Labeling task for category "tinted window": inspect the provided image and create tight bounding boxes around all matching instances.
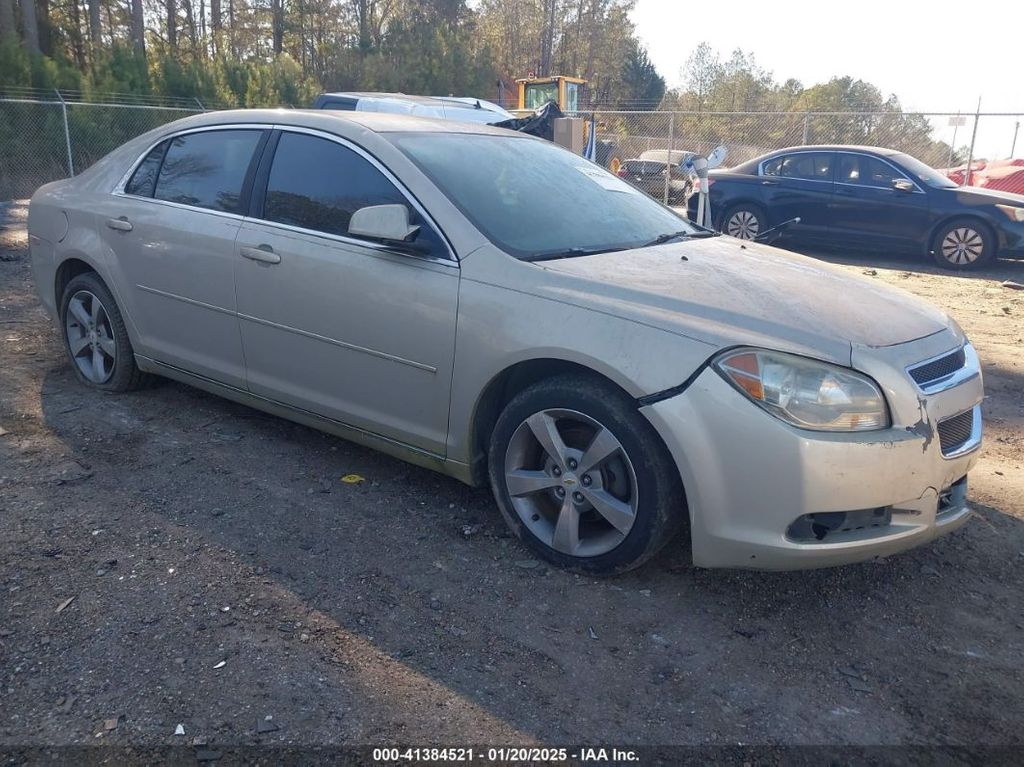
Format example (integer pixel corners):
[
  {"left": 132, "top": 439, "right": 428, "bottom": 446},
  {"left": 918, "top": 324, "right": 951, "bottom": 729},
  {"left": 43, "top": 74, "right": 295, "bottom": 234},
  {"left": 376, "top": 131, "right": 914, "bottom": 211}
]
[
  {"left": 318, "top": 98, "right": 357, "bottom": 111},
  {"left": 838, "top": 154, "right": 911, "bottom": 187},
  {"left": 154, "top": 130, "right": 262, "bottom": 213},
  {"left": 890, "top": 152, "right": 957, "bottom": 189},
  {"left": 393, "top": 133, "right": 697, "bottom": 259},
  {"left": 263, "top": 132, "right": 424, "bottom": 240},
  {"left": 764, "top": 153, "right": 833, "bottom": 181},
  {"left": 125, "top": 141, "right": 167, "bottom": 197}
]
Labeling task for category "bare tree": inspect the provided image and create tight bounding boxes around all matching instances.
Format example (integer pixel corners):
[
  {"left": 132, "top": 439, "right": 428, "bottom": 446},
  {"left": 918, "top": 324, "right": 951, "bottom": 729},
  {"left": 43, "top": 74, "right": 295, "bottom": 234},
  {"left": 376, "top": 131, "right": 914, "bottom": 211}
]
[
  {"left": 37, "top": 0, "right": 52, "bottom": 54},
  {"left": 0, "top": 0, "right": 16, "bottom": 41},
  {"left": 166, "top": 0, "right": 176, "bottom": 48},
  {"left": 130, "top": 0, "right": 145, "bottom": 56},
  {"left": 87, "top": 0, "right": 101, "bottom": 44},
  {"left": 69, "top": 0, "right": 86, "bottom": 66},
  {"left": 19, "top": 0, "right": 40, "bottom": 53},
  {"left": 182, "top": 0, "right": 197, "bottom": 51},
  {"left": 271, "top": 0, "right": 282, "bottom": 53},
  {"left": 539, "top": 0, "right": 556, "bottom": 75}
]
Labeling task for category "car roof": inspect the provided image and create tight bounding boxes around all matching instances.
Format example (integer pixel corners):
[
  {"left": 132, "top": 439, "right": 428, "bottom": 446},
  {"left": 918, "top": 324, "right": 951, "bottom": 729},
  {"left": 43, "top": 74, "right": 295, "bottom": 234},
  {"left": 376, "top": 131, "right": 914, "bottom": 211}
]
[
  {"left": 726, "top": 144, "right": 903, "bottom": 174},
  {"left": 162, "top": 108, "right": 522, "bottom": 137},
  {"left": 767, "top": 144, "right": 900, "bottom": 156}
]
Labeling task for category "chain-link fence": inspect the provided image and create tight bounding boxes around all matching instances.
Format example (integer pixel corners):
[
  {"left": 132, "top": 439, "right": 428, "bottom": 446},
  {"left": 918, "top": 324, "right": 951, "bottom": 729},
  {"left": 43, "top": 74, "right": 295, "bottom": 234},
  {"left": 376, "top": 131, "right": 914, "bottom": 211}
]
[
  {"left": 3, "top": 93, "right": 1022, "bottom": 202},
  {"left": 0, "top": 90, "right": 206, "bottom": 200},
  {"left": 586, "top": 110, "right": 1023, "bottom": 175}
]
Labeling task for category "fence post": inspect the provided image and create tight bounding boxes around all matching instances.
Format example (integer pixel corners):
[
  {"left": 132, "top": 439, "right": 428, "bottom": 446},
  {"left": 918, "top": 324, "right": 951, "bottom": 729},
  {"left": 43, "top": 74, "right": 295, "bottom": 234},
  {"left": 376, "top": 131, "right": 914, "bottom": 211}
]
[
  {"left": 663, "top": 112, "right": 674, "bottom": 205},
  {"left": 802, "top": 112, "right": 810, "bottom": 145},
  {"left": 55, "top": 89, "right": 74, "bottom": 177},
  {"left": 194, "top": 97, "right": 206, "bottom": 112},
  {"left": 962, "top": 97, "right": 981, "bottom": 187}
]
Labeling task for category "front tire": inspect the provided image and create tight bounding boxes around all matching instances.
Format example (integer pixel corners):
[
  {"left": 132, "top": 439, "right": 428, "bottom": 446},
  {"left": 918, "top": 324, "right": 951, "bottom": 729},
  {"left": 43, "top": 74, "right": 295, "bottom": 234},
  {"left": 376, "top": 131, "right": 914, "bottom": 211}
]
[
  {"left": 931, "top": 218, "right": 995, "bottom": 269},
  {"left": 60, "top": 271, "right": 147, "bottom": 392},
  {"left": 722, "top": 203, "right": 766, "bottom": 240},
  {"left": 488, "top": 375, "right": 686, "bottom": 575}
]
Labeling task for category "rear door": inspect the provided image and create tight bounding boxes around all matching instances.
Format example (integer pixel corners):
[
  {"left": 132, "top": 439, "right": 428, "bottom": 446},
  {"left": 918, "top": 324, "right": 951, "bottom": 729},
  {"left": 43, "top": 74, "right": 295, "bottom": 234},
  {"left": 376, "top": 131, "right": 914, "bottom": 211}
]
[
  {"left": 830, "top": 152, "right": 930, "bottom": 248},
  {"left": 759, "top": 151, "right": 835, "bottom": 238},
  {"left": 233, "top": 129, "right": 460, "bottom": 454},
  {"left": 99, "top": 127, "right": 267, "bottom": 387}
]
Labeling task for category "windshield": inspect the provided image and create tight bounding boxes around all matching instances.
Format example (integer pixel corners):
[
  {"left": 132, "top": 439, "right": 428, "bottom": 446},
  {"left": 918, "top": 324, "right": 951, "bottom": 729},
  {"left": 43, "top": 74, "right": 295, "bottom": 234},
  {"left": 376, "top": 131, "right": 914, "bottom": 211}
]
[
  {"left": 524, "top": 82, "right": 559, "bottom": 110},
  {"left": 891, "top": 152, "right": 958, "bottom": 189},
  {"left": 393, "top": 133, "right": 698, "bottom": 259}
]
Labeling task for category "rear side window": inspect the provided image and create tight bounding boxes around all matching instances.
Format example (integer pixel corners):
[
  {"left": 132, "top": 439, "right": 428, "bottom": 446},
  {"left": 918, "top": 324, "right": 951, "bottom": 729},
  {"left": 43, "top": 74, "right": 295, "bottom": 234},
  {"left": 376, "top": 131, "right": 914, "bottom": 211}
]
[
  {"left": 765, "top": 153, "right": 833, "bottom": 181},
  {"left": 125, "top": 141, "right": 167, "bottom": 197},
  {"left": 153, "top": 130, "right": 263, "bottom": 213}
]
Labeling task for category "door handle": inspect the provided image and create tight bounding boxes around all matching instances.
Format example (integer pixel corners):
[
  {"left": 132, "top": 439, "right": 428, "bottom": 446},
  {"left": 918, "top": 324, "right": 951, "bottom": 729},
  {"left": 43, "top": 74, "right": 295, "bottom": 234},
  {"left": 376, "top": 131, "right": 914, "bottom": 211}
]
[
  {"left": 239, "top": 245, "right": 281, "bottom": 264},
  {"left": 106, "top": 217, "right": 133, "bottom": 232},
  {"left": 761, "top": 179, "right": 778, "bottom": 186}
]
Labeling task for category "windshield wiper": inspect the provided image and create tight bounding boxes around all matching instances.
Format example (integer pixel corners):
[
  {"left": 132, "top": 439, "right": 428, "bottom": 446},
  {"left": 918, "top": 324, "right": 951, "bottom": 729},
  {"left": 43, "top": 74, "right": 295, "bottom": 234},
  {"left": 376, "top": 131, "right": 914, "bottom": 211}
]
[
  {"left": 523, "top": 246, "right": 622, "bottom": 262},
  {"left": 642, "top": 229, "right": 719, "bottom": 248}
]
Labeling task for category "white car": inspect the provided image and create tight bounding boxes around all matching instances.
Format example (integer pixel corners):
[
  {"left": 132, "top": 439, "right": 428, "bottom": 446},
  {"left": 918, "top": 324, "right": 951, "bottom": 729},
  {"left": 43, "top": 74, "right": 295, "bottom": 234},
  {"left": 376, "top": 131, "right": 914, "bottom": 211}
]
[{"left": 313, "top": 91, "right": 513, "bottom": 125}]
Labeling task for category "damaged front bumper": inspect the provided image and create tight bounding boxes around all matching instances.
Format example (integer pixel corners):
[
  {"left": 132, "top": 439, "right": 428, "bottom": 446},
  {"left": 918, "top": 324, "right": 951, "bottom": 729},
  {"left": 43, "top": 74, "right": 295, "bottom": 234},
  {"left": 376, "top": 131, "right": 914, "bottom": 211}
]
[{"left": 641, "top": 331, "right": 984, "bottom": 570}]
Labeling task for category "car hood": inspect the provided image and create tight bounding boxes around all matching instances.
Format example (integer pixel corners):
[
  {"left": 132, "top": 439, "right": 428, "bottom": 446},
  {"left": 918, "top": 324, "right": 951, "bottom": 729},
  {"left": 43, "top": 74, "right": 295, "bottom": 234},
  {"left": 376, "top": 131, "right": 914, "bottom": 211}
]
[
  {"left": 947, "top": 185, "right": 1024, "bottom": 206},
  {"left": 535, "top": 237, "right": 953, "bottom": 365}
]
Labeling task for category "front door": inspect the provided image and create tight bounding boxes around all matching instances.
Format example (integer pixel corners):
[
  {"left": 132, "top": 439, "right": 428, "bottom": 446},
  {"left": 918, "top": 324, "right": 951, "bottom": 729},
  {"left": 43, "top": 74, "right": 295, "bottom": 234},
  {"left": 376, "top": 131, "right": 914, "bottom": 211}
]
[
  {"left": 830, "top": 153, "right": 931, "bottom": 249},
  {"left": 233, "top": 130, "right": 460, "bottom": 455}
]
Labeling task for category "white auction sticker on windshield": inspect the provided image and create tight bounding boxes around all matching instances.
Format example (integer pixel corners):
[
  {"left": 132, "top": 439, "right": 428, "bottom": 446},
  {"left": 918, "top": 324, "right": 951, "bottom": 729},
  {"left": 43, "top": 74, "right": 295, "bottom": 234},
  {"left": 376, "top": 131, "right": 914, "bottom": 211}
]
[{"left": 574, "top": 165, "right": 639, "bottom": 194}]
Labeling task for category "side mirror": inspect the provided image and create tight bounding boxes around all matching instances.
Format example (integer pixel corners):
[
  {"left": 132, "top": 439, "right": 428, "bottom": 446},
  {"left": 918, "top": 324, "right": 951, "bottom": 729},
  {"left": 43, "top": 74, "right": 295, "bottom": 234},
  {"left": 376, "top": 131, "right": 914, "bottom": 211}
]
[
  {"left": 348, "top": 204, "right": 420, "bottom": 243},
  {"left": 893, "top": 178, "right": 915, "bottom": 193}
]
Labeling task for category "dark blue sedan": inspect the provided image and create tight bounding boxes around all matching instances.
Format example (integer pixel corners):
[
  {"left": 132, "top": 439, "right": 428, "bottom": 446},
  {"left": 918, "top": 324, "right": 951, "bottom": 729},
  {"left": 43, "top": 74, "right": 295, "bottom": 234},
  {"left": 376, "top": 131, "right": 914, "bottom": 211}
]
[{"left": 688, "top": 145, "right": 1024, "bottom": 269}]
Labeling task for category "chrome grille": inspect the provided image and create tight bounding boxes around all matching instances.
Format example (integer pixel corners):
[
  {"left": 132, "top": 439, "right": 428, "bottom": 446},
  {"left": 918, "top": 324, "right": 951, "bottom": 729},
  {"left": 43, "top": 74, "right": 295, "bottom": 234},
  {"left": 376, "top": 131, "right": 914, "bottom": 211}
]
[
  {"left": 909, "top": 347, "right": 966, "bottom": 387},
  {"left": 938, "top": 409, "right": 975, "bottom": 456}
]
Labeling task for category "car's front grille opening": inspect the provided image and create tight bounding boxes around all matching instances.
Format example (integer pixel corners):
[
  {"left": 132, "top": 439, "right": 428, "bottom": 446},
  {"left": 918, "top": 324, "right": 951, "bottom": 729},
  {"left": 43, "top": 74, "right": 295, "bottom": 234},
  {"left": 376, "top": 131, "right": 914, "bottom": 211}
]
[
  {"left": 908, "top": 347, "right": 966, "bottom": 387},
  {"left": 786, "top": 507, "right": 892, "bottom": 543},
  {"left": 938, "top": 409, "right": 975, "bottom": 456},
  {"left": 938, "top": 475, "right": 968, "bottom": 516}
]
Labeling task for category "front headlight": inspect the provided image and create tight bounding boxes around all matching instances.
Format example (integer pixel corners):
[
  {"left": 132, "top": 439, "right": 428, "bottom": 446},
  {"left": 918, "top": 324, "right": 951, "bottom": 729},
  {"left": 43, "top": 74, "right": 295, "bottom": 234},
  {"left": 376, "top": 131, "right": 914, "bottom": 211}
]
[
  {"left": 996, "top": 204, "right": 1024, "bottom": 223},
  {"left": 714, "top": 348, "right": 890, "bottom": 431}
]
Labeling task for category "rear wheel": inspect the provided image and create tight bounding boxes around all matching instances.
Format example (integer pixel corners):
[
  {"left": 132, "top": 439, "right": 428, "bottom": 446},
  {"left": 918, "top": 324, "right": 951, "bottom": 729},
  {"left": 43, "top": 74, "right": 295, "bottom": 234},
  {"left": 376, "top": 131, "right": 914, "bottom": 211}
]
[
  {"left": 722, "top": 203, "right": 766, "bottom": 240},
  {"left": 931, "top": 219, "right": 995, "bottom": 269},
  {"left": 60, "top": 271, "right": 148, "bottom": 392},
  {"left": 488, "top": 375, "right": 686, "bottom": 574}
]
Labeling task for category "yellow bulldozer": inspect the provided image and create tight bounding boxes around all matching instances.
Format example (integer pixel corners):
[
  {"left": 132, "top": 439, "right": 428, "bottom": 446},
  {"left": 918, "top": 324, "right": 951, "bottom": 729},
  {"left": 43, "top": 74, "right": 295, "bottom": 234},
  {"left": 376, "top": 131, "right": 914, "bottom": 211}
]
[
  {"left": 514, "top": 75, "right": 586, "bottom": 114},
  {"left": 509, "top": 75, "right": 622, "bottom": 173}
]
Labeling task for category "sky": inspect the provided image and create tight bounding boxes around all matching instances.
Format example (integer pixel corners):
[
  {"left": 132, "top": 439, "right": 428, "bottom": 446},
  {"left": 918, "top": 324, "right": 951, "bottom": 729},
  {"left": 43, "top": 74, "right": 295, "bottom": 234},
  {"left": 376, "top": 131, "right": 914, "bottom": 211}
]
[{"left": 630, "top": 0, "right": 1022, "bottom": 158}]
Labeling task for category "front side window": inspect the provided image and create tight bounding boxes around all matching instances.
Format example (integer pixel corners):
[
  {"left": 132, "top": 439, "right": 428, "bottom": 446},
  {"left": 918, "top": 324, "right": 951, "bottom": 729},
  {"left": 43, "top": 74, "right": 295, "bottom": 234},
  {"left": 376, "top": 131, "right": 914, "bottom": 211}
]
[
  {"left": 393, "top": 132, "right": 698, "bottom": 259},
  {"left": 153, "top": 130, "right": 263, "bottom": 213},
  {"left": 890, "top": 152, "right": 956, "bottom": 189},
  {"left": 838, "top": 155, "right": 911, "bottom": 188},
  {"left": 125, "top": 140, "right": 167, "bottom": 197},
  {"left": 764, "top": 153, "right": 833, "bottom": 181},
  {"left": 261, "top": 132, "right": 445, "bottom": 255}
]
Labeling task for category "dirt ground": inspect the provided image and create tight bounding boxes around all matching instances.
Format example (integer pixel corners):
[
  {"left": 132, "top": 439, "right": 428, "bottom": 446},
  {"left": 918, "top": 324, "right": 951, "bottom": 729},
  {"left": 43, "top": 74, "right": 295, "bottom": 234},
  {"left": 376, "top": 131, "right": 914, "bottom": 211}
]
[{"left": 2, "top": 197, "right": 1023, "bottom": 751}]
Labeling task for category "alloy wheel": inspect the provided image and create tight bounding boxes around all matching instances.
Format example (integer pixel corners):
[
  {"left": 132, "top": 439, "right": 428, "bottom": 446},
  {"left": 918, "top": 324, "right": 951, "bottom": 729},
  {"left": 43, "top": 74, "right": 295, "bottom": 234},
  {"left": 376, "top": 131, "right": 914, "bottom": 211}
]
[
  {"left": 940, "top": 227, "right": 984, "bottom": 265},
  {"left": 65, "top": 289, "right": 116, "bottom": 384},
  {"left": 726, "top": 209, "right": 760, "bottom": 240},
  {"left": 503, "top": 408, "right": 638, "bottom": 557}
]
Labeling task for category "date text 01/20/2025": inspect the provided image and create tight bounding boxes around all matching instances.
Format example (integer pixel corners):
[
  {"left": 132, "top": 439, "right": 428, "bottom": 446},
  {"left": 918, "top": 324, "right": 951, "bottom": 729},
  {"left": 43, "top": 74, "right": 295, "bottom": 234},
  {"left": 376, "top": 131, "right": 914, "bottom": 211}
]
[{"left": 372, "top": 747, "right": 640, "bottom": 762}]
